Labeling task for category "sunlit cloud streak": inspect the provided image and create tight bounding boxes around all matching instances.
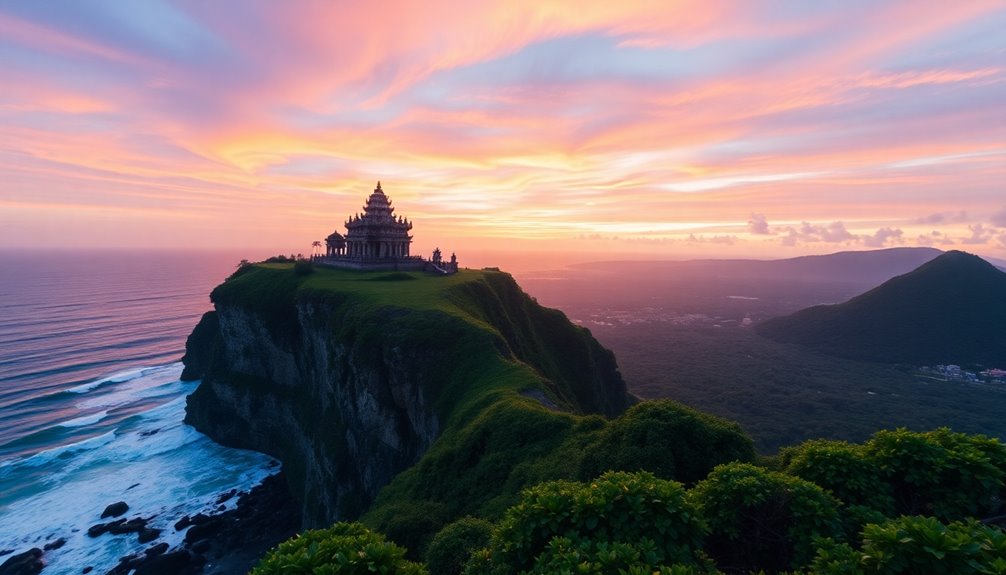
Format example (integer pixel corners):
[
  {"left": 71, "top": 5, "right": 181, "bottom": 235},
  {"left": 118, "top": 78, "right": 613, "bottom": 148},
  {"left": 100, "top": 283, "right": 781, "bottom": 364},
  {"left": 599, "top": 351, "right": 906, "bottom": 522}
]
[{"left": 0, "top": 1, "right": 1003, "bottom": 261}]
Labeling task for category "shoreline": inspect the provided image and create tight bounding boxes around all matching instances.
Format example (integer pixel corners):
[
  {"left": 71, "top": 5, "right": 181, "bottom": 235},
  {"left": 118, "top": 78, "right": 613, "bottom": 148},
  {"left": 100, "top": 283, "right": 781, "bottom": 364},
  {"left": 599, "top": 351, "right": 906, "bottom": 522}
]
[{"left": 2, "top": 471, "right": 301, "bottom": 575}]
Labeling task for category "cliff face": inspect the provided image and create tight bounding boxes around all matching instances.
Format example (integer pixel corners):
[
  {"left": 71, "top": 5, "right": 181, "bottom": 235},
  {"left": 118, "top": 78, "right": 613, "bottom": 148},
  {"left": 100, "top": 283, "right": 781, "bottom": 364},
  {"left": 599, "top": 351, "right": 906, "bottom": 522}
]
[{"left": 183, "top": 266, "right": 631, "bottom": 527}]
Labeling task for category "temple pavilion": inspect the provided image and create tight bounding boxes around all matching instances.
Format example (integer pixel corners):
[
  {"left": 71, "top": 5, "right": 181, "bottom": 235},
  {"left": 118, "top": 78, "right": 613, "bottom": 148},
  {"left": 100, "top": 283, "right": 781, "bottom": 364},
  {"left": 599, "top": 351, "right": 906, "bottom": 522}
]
[{"left": 318, "top": 182, "right": 457, "bottom": 273}]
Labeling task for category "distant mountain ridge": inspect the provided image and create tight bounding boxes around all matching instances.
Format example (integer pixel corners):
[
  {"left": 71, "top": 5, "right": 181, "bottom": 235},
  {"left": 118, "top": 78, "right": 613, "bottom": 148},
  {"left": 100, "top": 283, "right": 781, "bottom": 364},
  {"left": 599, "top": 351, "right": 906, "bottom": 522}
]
[{"left": 756, "top": 251, "right": 1006, "bottom": 366}]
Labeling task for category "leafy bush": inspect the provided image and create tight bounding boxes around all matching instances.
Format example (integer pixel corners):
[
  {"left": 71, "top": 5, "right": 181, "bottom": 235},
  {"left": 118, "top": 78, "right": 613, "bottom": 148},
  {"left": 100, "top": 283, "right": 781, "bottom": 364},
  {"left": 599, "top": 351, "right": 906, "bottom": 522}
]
[
  {"left": 690, "top": 462, "right": 842, "bottom": 572},
  {"left": 425, "top": 517, "right": 493, "bottom": 575},
  {"left": 294, "top": 259, "right": 314, "bottom": 275},
  {"left": 483, "top": 470, "right": 706, "bottom": 574},
  {"left": 781, "top": 439, "right": 895, "bottom": 516},
  {"left": 811, "top": 516, "right": 1006, "bottom": 574},
  {"left": 528, "top": 537, "right": 719, "bottom": 575},
  {"left": 250, "top": 522, "right": 428, "bottom": 575},
  {"left": 865, "top": 428, "right": 1006, "bottom": 519},
  {"left": 578, "top": 400, "right": 756, "bottom": 484}
]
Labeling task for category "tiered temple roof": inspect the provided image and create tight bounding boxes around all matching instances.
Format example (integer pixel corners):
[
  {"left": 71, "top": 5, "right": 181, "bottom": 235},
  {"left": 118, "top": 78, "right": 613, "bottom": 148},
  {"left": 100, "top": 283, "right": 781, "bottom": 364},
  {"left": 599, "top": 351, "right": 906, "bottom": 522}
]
[{"left": 341, "top": 182, "right": 413, "bottom": 260}]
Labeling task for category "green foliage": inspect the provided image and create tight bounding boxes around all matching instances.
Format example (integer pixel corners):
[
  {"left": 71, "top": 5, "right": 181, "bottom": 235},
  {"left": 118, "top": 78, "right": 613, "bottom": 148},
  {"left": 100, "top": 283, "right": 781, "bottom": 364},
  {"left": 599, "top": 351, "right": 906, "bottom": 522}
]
[
  {"left": 781, "top": 440, "right": 895, "bottom": 516},
  {"left": 425, "top": 517, "right": 493, "bottom": 575},
  {"left": 690, "top": 462, "right": 843, "bottom": 572},
  {"left": 293, "top": 259, "right": 314, "bottom": 275},
  {"left": 811, "top": 516, "right": 1006, "bottom": 575},
  {"left": 579, "top": 400, "right": 755, "bottom": 484},
  {"left": 528, "top": 537, "right": 719, "bottom": 575},
  {"left": 483, "top": 471, "right": 706, "bottom": 574},
  {"left": 250, "top": 522, "right": 428, "bottom": 575},
  {"left": 865, "top": 428, "right": 1006, "bottom": 519}
]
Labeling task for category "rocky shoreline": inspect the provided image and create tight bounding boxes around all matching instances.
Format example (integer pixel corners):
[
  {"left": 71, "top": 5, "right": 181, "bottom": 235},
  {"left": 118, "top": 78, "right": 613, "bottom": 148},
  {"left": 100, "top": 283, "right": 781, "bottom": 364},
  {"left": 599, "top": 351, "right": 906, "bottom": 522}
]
[{"left": 0, "top": 472, "right": 300, "bottom": 575}]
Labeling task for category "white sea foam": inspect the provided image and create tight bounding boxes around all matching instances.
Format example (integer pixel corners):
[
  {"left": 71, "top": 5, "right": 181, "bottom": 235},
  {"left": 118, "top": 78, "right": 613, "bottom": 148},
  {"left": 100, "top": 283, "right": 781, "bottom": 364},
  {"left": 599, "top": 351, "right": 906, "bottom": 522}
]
[
  {"left": 56, "top": 410, "right": 109, "bottom": 428},
  {"left": 74, "top": 364, "right": 186, "bottom": 410},
  {"left": 0, "top": 361, "right": 277, "bottom": 575}
]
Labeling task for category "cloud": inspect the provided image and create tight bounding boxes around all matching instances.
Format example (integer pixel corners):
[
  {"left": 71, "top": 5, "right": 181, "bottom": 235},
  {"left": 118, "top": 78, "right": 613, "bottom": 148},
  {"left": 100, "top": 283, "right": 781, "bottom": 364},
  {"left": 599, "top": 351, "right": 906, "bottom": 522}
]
[
  {"left": 862, "top": 227, "right": 903, "bottom": 247},
  {"left": 687, "top": 233, "right": 737, "bottom": 245},
  {"left": 916, "top": 230, "right": 956, "bottom": 247},
  {"left": 961, "top": 223, "right": 997, "bottom": 245},
  {"left": 991, "top": 208, "right": 1006, "bottom": 228},
  {"left": 914, "top": 210, "right": 968, "bottom": 225},
  {"left": 780, "top": 221, "right": 856, "bottom": 246},
  {"left": 747, "top": 213, "right": 771, "bottom": 235}
]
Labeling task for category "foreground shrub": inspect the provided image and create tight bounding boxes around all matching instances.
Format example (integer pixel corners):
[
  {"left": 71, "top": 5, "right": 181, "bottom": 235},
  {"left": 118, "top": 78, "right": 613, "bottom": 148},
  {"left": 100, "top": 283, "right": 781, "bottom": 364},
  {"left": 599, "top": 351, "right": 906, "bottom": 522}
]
[
  {"left": 579, "top": 400, "right": 756, "bottom": 484},
  {"left": 480, "top": 470, "right": 706, "bottom": 574},
  {"left": 865, "top": 428, "right": 1006, "bottom": 519},
  {"left": 293, "top": 259, "right": 314, "bottom": 275},
  {"left": 426, "top": 516, "right": 493, "bottom": 575},
  {"left": 529, "top": 537, "right": 719, "bottom": 575},
  {"left": 690, "top": 462, "right": 842, "bottom": 572},
  {"left": 812, "top": 516, "right": 1006, "bottom": 574},
  {"left": 250, "top": 522, "right": 428, "bottom": 575},
  {"left": 781, "top": 439, "right": 895, "bottom": 516}
]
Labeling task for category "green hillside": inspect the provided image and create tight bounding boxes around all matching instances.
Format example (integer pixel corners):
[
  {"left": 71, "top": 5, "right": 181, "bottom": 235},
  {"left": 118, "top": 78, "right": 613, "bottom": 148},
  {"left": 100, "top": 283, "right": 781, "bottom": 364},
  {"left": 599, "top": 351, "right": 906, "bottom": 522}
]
[{"left": 756, "top": 251, "right": 1006, "bottom": 366}]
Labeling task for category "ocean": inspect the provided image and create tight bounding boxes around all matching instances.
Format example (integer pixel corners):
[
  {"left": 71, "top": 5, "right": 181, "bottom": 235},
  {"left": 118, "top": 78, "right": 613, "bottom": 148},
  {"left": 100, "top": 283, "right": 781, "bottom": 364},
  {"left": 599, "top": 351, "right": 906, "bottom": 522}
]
[{"left": 0, "top": 250, "right": 281, "bottom": 574}]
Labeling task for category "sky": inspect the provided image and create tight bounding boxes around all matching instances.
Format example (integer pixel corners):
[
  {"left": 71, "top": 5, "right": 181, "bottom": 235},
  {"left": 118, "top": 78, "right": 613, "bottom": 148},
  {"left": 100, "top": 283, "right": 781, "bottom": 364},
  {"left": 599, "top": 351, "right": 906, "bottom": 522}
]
[{"left": 1, "top": 1, "right": 1004, "bottom": 265}]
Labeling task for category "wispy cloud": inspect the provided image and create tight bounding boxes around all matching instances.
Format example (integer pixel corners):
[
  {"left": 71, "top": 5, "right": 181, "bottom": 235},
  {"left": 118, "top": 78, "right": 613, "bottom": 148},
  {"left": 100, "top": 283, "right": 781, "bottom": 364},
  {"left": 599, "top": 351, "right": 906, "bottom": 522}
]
[{"left": 0, "top": 1, "right": 1003, "bottom": 260}]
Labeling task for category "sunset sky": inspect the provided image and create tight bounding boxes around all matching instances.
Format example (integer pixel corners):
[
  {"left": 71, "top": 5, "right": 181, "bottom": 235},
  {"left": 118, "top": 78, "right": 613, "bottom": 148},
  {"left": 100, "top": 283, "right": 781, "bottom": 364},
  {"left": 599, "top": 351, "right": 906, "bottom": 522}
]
[{"left": 1, "top": 1, "right": 1004, "bottom": 265}]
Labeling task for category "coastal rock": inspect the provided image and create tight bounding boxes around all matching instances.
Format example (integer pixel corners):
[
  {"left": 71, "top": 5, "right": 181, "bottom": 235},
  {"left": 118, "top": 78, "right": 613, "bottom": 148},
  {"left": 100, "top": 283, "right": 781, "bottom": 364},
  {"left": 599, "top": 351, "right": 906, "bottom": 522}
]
[
  {"left": 0, "top": 548, "right": 42, "bottom": 575},
  {"left": 137, "top": 528, "right": 161, "bottom": 544},
  {"left": 101, "top": 502, "right": 129, "bottom": 518},
  {"left": 106, "top": 517, "right": 146, "bottom": 535},
  {"left": 132, "top": 551, "right": 194, "bottom": 575},
  {"left": 144, "top": 543, "right": 168, "bottom": 557},
  {"left": 42, "top": 538, "right": 65, "bottom": 552}
]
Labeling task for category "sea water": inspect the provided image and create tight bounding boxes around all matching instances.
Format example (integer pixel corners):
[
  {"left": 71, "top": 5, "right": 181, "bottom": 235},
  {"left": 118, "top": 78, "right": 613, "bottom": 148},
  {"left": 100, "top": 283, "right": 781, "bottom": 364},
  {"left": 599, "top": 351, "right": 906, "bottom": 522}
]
[{"left": 0, "top": 250, "right": 281, "bottom": 574}]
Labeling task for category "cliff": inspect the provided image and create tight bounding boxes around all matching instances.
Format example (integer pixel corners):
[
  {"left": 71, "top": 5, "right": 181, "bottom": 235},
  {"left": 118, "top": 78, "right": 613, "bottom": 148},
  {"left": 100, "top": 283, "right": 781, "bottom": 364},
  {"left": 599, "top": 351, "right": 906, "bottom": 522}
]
[{"left": 183, "top": 264, "right": 633, "bottom": 527}]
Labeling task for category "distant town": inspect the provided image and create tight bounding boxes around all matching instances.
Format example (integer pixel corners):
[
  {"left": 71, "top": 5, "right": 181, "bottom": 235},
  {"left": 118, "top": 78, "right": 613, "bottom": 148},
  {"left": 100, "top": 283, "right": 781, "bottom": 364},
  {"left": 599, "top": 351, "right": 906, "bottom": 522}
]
[{"left": 917, "top": 364, "right": 1006, "bottom": 385}]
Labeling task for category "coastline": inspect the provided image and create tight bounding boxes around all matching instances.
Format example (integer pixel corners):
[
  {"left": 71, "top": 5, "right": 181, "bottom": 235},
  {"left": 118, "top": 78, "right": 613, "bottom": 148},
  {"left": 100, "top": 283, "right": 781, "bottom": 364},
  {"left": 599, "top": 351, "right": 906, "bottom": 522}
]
[{"left": 2, "top": 470, "right": 300, "bottom": 575}]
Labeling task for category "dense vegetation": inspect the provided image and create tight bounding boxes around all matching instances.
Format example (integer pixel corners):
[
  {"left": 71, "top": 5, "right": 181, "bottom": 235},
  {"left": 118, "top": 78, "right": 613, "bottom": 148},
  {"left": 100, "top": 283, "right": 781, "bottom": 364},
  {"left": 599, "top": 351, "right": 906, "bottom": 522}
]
[
  {"left": 757, "top": 251, "right": 1006, "bottom": 366},
  {"left": 597, "top": 323, "right": 1006, "bottom": 452},
  {"left": 255, "top": 428, "right": 1006, "bottom": 573}
]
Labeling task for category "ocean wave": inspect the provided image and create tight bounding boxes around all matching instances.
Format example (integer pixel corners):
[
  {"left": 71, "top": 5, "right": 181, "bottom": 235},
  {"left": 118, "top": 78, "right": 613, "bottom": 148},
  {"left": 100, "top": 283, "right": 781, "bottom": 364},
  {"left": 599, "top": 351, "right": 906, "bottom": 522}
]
[
  {"left": 0, "top": 430, "right": 116, "bottom": 472},
  {"left": 66, "top": 363, "right": 181, "bottom": 394},
  {"left": 56, "top": 410, "right": 109, "bottom": 428}
]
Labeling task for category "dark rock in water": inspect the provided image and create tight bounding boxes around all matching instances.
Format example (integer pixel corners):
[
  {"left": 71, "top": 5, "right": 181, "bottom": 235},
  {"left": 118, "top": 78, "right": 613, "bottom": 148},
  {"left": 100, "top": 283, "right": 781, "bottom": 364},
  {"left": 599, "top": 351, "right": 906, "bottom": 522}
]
[
  {"left": 86, "top": 521, "right": 113, "bottom": 538},
  {"left": 132, "top": 550, "right": 193, "bottom": 575},
  {"left": 127, "top": 484, "right": 140, "bottom": 491},
  {"left": 105, "top": 553, "right": 144, "bottom": 575},
  {"left": 101, "top": 502, "right": 129, "bottom": 518},
  {"left": 0, "top": 548, "right": 43, "bottom": 575},
  {"left": 137, "top": 528, "right": 161, "bottom": 544},
  {"left": 214, "top": 489, "right": 236, "bottom": 505},
  {"left": 0, "top": 551, "right": 11, "bottom": 558},
  {"left": 139, "top": 429, "right": 159, "bottom": 437},
  {"left": 184, "top": 518, "right": 223, "bottom": 544},
  {"left": 144, "top": 543, "right": 168, "bottom": 558},
  {"left": 107, "top": 517, "right": 146, "bottom": 535},
  {"left": 173, "top": 516, "right": 191, "bottom": 531},
  {"left": 191, "top": 540, "right": 211, "bottom": 555},
  {"left": 42, "top": 538, "right": 66, "bottom": 551},
  {"left": 83, "top": 567, "right": 93, "bottom": 574}
]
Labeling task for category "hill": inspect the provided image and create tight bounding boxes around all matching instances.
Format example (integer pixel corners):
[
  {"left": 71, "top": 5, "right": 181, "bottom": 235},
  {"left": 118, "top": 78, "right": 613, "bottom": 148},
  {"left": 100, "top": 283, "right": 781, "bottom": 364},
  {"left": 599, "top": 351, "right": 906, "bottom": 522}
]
[{"left": 756, "top": 250, "right": 1006, "bottom": 366}]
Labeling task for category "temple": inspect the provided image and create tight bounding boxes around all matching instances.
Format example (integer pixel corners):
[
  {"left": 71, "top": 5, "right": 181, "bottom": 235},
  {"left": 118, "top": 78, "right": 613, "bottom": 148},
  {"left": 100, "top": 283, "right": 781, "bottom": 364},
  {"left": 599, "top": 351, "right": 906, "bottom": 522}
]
[{"left": 316, "top": 182, "right": 458, "bottom": 274}]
